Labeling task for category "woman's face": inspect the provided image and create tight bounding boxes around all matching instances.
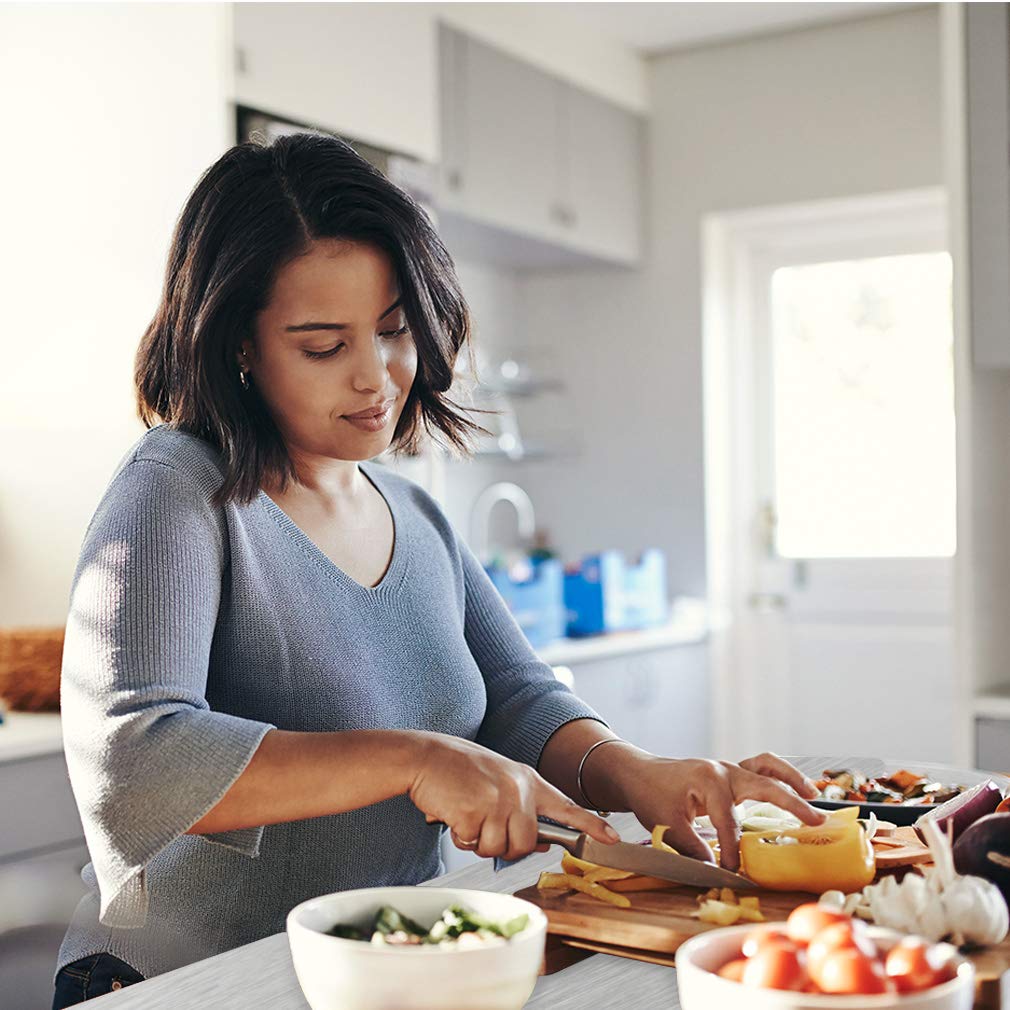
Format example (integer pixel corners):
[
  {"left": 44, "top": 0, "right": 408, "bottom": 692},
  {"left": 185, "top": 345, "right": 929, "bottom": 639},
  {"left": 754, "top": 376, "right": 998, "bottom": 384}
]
[{"left": 241, "top": 239, "right": 418, "bottom": 472}]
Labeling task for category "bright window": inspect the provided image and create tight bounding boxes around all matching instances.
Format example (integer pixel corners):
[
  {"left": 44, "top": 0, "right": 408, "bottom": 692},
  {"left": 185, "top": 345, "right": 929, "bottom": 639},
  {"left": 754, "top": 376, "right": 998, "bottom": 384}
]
[{"left": 770, "top": 251, "right": 956, "bottom": 558}]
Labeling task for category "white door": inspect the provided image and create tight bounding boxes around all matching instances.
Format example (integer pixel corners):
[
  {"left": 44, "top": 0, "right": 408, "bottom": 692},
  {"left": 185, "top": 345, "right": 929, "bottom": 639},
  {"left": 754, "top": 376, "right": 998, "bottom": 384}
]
[{"left": 704, "top": 190, "right": 958, "bottom": 764}]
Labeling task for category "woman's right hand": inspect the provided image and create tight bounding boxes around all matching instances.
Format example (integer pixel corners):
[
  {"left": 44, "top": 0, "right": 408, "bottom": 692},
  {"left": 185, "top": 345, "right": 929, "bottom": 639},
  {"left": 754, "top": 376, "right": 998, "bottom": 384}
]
[{"left": 407, "top": 733, "right": 619, "bottom": 861}]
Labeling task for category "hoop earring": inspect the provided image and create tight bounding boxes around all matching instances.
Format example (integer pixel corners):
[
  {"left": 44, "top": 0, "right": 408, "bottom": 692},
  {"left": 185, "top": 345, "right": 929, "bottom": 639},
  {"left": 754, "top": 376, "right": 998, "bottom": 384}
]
[{"left": 239, "top": 368, "right": 250, "bottom": 391}]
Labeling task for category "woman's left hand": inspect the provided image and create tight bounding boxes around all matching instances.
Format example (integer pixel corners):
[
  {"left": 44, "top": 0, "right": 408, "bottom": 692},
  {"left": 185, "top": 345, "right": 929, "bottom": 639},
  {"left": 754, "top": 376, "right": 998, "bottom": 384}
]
[{"left": 608, "top": 750, "right": 827, "bottom": 872}]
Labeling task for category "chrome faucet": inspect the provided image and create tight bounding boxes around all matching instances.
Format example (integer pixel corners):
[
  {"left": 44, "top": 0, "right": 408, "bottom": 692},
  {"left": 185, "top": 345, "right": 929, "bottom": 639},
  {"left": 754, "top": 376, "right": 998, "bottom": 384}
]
[{"left": 469, "top": 482, "right": 537, "bottom": 564}]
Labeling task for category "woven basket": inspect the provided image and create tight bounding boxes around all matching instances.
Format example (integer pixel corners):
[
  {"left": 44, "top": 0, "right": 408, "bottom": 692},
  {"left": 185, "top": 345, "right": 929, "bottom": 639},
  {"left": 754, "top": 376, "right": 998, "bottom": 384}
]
[{"left": 0, "top": 627, "right": 64, "bottom": 712}]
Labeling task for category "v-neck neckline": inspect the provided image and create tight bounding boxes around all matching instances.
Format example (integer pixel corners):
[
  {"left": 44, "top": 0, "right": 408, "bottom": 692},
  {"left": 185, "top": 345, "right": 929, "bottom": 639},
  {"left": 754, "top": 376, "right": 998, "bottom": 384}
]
[{"left": 257, "top": 461, "right": 407, "bottom": 596}]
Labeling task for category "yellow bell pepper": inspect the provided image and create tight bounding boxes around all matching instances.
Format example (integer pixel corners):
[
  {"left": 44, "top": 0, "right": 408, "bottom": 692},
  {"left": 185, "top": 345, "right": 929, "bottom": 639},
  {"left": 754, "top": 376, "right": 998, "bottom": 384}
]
[{"left": 739, "top": 807, "right": 875, "bottom": 893}]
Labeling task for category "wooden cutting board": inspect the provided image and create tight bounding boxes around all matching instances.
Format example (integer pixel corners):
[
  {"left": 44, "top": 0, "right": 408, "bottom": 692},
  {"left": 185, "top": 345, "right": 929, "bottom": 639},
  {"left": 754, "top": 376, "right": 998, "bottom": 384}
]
[
  {"left": 518, "top": 826, "right": 929, "bottom": 957},
  {"left": 515, "top": 877, "right": 818, "bottom": 957}
]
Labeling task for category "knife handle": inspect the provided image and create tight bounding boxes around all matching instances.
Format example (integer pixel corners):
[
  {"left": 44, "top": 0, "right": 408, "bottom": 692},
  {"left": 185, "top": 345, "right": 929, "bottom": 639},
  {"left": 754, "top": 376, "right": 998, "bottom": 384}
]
[
  {"left": 426, "top": 818, "right": 582, "bottom": 854},
  {"left": 535, "top": 823, "right": 582, "bottom": 852}
]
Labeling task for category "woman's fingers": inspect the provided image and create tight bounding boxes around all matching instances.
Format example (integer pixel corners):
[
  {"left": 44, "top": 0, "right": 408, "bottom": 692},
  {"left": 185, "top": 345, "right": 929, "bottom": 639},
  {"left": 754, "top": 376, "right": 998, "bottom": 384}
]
[
  {"left": 662, "top": 815, "right": 717, "bottom": 864},
  {"left": 503, "top": 809, "right": 540, "bottom": 862},
  {"left": 734, "top": 770, "right": 827, "bottom": 825},
  {"left": 738, "top": 752, "right": 820, "bottom": 800},
  {"left": 704, "top": 782, "right": 743, "bottom": 872},
  {"left": 450, "top": 815, "right": 485, "bottom": 852},
  {"left": 475, "top": 816, "right": 507, "bottom": 859},
  {"left": 538, "top": 785, "right": 619, "bottom": 845}
]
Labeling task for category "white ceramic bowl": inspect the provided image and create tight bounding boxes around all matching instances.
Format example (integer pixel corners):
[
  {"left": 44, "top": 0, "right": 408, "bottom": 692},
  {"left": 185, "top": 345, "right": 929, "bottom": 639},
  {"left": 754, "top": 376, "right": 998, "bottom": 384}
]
[
  {"left": 286, "top": 886, "right": 547, "bottom": 1010},
  {"left": 675, "top": 923, "right": 975, "bottom": 1010}
]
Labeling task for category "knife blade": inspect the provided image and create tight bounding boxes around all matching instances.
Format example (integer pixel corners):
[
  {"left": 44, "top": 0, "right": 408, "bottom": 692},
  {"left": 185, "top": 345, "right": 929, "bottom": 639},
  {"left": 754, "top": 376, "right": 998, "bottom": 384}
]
[{"left": 537, "top": 824, "right": 759, "bottom": 891}]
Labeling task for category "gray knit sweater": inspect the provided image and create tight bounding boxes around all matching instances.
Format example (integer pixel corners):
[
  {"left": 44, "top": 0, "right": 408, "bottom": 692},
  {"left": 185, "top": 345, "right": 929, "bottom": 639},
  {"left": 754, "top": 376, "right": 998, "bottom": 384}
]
[{"left": 55, "top": 423, "right": 606, "bottom": 981}]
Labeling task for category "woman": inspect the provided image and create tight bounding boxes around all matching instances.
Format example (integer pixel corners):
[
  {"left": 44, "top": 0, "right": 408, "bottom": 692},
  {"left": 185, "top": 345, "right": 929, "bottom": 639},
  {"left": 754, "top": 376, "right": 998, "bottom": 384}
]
[{"left": 52, "top": 132, "right": 824, "bottom": 1007}]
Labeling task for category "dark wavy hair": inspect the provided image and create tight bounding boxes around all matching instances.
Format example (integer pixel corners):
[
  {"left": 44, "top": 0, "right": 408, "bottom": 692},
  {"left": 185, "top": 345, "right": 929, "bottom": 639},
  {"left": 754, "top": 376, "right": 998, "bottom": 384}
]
[{"left": 135, "top": 131, "right": 491, "bottom": 507}]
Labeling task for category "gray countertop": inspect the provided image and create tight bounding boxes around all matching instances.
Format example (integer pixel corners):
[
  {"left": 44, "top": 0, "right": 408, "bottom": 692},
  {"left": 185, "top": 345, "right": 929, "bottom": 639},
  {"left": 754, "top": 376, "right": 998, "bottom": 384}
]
[{"left": 85, "top": 809, "right": 674, "bottom": 1009}]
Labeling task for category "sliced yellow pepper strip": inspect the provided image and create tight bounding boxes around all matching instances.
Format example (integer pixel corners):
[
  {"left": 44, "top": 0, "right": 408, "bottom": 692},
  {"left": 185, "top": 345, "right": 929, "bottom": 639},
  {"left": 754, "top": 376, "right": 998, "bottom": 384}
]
[
  {"left": 556, "top": 831, "right": 693, "bottom": 894},
  {"left": 536, "top": 871, "right": 632, "bottom": 908},
  {"left": 559, "top": 852, "right": 592, "bottom": 876},
  {"left": 651, "top": 823, "right": 677, "bottom": 853},
  {"left": 695, "top": 898, "right": 766, "bottom": 925}
]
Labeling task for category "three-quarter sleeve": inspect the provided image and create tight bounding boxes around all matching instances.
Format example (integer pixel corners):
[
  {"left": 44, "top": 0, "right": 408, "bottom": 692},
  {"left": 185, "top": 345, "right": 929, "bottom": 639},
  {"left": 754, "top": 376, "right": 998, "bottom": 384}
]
[
  {"left": 60, "top": 459, "right": 276, "bottom": 930},
  {"left": 459, "top": 535, "right": 609, "bottom": 770}
]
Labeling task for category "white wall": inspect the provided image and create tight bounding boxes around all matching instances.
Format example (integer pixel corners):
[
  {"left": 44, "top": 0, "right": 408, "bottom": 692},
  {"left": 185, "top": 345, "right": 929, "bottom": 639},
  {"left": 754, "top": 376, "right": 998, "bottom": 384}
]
[
  {"left": 512, "top": 6, "right": 943, "bottom": 597},
  {"left": 0, "top": 2, "right": 235, "bottom": 625}
]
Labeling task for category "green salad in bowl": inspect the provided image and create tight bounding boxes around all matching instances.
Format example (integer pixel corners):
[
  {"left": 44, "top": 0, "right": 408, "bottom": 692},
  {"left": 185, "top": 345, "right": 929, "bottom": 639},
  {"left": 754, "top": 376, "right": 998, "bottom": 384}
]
[
  {"left": 327, "top": 903, "right": 530, "bottom": 948},
  {"left": 286, "top": 886, "right": 548, "bottom": 1010}
]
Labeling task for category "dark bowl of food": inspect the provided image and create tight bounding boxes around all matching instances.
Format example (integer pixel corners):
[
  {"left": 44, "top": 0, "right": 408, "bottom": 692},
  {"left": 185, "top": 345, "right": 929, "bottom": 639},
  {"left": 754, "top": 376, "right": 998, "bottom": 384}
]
[{"left": 806, "top": 761, "right": 1003, "bottom": 827}]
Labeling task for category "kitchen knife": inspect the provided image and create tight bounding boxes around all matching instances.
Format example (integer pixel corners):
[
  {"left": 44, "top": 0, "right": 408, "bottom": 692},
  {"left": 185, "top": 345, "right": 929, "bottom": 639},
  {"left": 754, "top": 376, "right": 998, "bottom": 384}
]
[{"left": 537, "top": 823, "right": 760, "bottom": 891}]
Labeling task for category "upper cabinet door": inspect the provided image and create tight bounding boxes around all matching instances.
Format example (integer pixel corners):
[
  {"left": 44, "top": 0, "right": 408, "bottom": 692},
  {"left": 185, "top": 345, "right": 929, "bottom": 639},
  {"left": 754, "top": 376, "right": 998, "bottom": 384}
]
[
  {"left": 438, "top": 24, "right": 467, "bottom": 214},
  {"left": 452, "top": 32, "right": 563, "bottom": 242},
  {"left": 234, "top": 5, "right": 439, "bottom": 163},
  {"left": 562, "top": 83, "right": 644, "bottom": 265},
  {"left": 437, "top": 25, "right": 644, "bottom": 267}
]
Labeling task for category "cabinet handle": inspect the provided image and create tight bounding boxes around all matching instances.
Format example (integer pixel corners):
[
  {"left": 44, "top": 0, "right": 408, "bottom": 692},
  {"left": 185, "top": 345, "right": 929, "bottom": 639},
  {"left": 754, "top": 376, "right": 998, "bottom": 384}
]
[
  {"left": 564, "top": 206, "right": 578, "bottom": 228},
  {"left": 446, "top": 169, "right": 462, "bottom": 191}
]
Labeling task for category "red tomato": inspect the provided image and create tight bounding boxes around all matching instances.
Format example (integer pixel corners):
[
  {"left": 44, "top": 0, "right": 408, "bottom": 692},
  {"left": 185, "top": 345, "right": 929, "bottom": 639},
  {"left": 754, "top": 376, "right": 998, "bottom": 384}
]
[
  {"left": 815, "top": 947, "right": 893, "bottom": 995},
  {"left": 742, "top": 944, "right": 810, "bottom": 991},
  {"left": 786, "top": 904, "right": 849, "bottom": 946},
  {"left": 807, "top": 920, "right": 878, "bottom": 978},
  {"left": 741, "top": 925, "right": 793, "bottom": 959},
  {"left": 885, "top": 938, "right": 955, "bottom": 993},
  {"left": 717, "top": 957, "right": 747, "bottom": 983}
]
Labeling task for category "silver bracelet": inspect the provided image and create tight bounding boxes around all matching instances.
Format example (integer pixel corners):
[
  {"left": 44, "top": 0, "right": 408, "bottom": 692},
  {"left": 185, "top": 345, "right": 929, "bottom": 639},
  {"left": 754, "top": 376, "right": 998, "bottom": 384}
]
[{"left": 576, "top": 738, "right": 629, "bottom": 816}]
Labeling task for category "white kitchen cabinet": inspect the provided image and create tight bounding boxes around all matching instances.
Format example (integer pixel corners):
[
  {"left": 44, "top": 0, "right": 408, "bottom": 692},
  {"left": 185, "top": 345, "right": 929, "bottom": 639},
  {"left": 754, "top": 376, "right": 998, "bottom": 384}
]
[
  {"left": 437, "top": 25, "right": 644, "bottom": 267},
  {"left": 965, "top": 3, "right": 1010, "bottom": 367},
  {"left": 233, "top": 4, "right": 439, "bottom": 163},
  {"left": 439, "top": 26, "right": 562, "bottom": 243},
  {"left": 0, "top": 743, "right": 89, "bottom": 1010},
  {"left": 0, "top": 752, "right": 84, "bottom": 861},
  {"left": 561, "top": 82, "right": 644, "bottom": 264},
  {"left": 566, "top": 643, "right": 710, "bottom": 759}
]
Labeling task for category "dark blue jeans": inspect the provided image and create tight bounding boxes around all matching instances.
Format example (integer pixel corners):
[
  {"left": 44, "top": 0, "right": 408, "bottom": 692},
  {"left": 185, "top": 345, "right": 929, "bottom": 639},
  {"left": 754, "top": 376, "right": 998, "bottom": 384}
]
[{"left": 52, "top": 953, "right": 145, "bottom": 1008}]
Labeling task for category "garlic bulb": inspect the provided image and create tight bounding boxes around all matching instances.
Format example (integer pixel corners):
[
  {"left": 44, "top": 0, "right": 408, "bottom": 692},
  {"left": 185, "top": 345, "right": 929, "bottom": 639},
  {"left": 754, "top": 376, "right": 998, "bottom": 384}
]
[
  {"left": 819, "top": 816, "right": 1009, "bottom": 947},
  {"left": 940, "top": 871, "right": 1008, "bottom": 946}
]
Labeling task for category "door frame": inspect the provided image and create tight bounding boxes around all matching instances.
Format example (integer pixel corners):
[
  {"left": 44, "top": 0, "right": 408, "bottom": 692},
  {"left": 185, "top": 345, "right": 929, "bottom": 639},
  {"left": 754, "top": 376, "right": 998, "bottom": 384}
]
[{"left": 701, "top": 187, "right": 950, "bottom": 760}]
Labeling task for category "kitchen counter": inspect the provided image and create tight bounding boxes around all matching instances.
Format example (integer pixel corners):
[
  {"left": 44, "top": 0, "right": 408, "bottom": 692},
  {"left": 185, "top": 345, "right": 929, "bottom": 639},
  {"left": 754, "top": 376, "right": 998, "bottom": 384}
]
[
  {"left": 0, "top": 710, "right": 63, "bottom": 761},
  {"left": 81, "top": 809, "right": 679, "bottom": 1009},
  {"left": 536, "top": 597, "right": 707, "bottom": 667}
]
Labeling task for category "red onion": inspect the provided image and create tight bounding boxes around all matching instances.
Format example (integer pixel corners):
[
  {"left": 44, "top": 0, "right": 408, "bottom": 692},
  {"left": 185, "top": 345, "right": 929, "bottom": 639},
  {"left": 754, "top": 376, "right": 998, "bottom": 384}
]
[
  {"left": 914, "top": 780, "right": 1003, "bottom": 844},
  {"left": 953, "top": 812, "right": 1010, "bottom": 902}
]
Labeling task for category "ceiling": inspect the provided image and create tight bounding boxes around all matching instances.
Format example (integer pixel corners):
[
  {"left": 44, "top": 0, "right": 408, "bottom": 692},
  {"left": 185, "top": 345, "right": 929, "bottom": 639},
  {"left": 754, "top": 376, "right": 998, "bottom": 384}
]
[{"left": 538, "top": 2, "right": 916, "bottom": 55}]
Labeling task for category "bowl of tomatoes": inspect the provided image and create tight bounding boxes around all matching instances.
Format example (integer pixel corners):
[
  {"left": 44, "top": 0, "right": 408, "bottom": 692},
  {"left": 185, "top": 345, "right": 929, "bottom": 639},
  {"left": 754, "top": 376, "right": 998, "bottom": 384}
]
[{"left": 675, "top": 903, "right": 974, "bottom": 1010}]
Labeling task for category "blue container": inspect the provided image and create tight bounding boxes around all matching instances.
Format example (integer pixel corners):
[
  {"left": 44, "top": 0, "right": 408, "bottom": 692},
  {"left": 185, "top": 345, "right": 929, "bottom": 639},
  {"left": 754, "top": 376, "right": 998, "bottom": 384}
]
[
  {"left": 563, "top": 549, "right": 668, "bottom": 637},
  {"left": 485, "top": 556, "right": 567, "bottom": 648}
]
